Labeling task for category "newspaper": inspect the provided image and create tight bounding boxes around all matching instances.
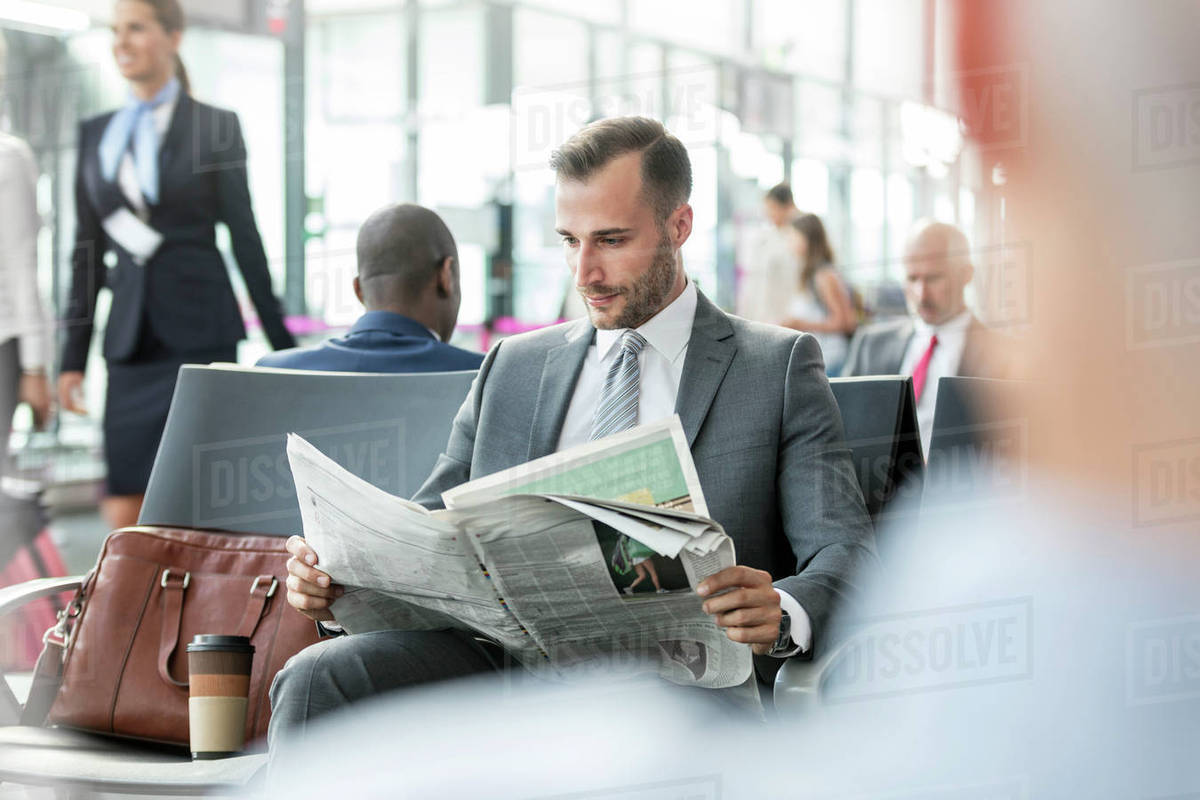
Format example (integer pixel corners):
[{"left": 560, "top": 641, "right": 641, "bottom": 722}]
[{"left": 287, "top": 416, "right": 753, "bottom": 689}]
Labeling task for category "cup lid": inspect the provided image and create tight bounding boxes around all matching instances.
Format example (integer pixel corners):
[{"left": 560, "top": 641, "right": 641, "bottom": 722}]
[{"left": 187, "top": 634, "right": 255, "bottom": 654}]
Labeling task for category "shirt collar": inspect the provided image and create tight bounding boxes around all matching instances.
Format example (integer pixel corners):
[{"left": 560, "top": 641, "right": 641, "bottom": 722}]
[
  {"left": 595, "top": 279, "right": 697, "bottom": 363},
  {"left": 913, "top": 307, "right": 973, "bottom": 337},
  {"left": 127, "top": 77, "right": 180, "bottom": 111},
  {"left": 350, "top": 310, "right": 440, "bottom": 341}
]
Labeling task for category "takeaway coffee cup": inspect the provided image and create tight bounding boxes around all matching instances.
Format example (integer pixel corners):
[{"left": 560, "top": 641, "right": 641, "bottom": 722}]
[{"left": 186, "top": 634, "right": 255, "bottom": 759}]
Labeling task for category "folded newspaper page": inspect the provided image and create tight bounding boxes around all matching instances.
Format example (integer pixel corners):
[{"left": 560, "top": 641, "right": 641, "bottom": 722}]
[{"left": 287, "top": 416, "right": 753, "bottom": 689}]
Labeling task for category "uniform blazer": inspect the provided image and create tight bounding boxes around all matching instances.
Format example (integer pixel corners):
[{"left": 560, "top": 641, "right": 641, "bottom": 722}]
[
  {"left": 841, "top": 314, "right": 1014, "bottom": 379},
  {"left": 256, "top": 311, "right": 484, "bottom": 373},
  {"left": 62, "top": 93, "right": 294, "bottom": 372},
  {"left": 413, "top": 290, "right": 878, "bottom": 656}
]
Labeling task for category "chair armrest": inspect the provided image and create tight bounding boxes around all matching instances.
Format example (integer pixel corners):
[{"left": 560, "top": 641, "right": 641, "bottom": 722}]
[
  {"left": 0, "top": 576, "right": 84, "bottom": 619},
  {"left": 0, "top": 575, "right": 83, "bottom": 724},
  {"left": 773, "top": 635, "right": 858, "bottom": 714}
]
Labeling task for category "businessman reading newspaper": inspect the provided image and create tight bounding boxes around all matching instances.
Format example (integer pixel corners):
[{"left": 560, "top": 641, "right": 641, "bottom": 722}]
[{"left": 271, "top": 117, "right": 876, "bottom": 745}]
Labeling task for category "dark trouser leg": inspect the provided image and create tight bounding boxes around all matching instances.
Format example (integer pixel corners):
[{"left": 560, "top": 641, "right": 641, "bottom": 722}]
[
  {"left": 268, "top": 629, "right": 499, "bottom": 752},
  {"left": 0, "top": 338, "right": 18, "bottom": 468}
]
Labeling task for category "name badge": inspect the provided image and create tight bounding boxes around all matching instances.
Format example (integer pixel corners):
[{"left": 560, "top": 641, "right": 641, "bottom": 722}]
[{"left": 101, "top": 208, "right": 163, "bottom": 265}]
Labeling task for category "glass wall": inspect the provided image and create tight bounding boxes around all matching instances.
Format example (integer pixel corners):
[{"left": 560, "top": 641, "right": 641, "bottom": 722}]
[{"left": 6, "top": 0, "right": 993, "bottom": 355}]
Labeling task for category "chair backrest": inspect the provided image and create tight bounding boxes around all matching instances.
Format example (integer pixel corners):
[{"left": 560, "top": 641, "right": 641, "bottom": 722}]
[
  {"left": 924, "top": 376, "right": 1027, "bottom": 506},
  {"left": 828, "top": 376, "right": 925, "bottom": 545},
  {"left": 139, "top": 365, "right": 477, "bottom": 535}
]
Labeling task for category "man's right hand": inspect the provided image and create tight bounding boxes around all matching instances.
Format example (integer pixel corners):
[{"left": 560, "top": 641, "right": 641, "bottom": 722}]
[
  {"left": 285, "top": 535, "right": 343, "bottom": 622},
  {"left": 57, "top": 371, "right": 86, "bottom": 415}
]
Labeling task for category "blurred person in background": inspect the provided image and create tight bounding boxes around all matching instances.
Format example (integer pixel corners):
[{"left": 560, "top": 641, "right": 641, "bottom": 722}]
[
  {"left": 735, "top": 182, "right": 799, "bottom": 325},
  {"left": 257, "top": 203, "right": 482, "bottom": 374},
  {"left": 843, "top": 220, "right": 1014, "bottom": 453},
  {"left": 0, "top": 115, "right": 52, "bottom": 468},
  {"left": 58, "top": 0, "right": 295, "bottom": 529},
  {"left": 779, "top": 213, "right": 858, "bottom": 375}
]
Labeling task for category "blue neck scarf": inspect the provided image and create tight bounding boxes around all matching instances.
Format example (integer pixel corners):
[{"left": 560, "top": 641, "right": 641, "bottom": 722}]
[{"left": 98, "top": 77, "right": 181, "bottom": 206}]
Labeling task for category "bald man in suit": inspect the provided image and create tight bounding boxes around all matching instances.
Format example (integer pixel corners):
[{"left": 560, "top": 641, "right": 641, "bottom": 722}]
[{"left": 843, "top": 220, "right": 1015, "bottom": 452}]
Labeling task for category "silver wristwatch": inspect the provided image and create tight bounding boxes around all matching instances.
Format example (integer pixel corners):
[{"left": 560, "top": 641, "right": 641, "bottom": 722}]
[{"left": 767, "top": 609, "right": 793, "bottom": 655}]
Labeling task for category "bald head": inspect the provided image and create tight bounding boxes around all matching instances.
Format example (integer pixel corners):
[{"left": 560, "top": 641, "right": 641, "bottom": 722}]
[
  {"left": 903, "top": 219, "right": 974, "bottom": 326},
  {"left": 353, "top": 203, "right": 462, "bottom": 341}
]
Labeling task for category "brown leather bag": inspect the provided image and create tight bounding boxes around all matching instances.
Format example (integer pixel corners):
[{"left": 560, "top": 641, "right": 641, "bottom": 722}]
[{"left": 29, "top": 526, "right": 320, "bottom": 747}]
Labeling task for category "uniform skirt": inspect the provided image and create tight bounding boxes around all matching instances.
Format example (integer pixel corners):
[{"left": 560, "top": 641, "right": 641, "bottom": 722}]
[{"left": 103, "top": 336, "right": 236, "bottom": 496}]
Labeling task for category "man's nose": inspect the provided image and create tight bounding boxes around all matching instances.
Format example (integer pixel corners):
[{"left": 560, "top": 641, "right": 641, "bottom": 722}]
[{"left": 575, "top": 243, "right": 604, "bottom": 287}]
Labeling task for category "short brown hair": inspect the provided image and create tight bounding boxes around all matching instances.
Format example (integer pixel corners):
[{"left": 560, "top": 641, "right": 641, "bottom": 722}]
[
  {"left": 765, "top": 183, "right": 794, "bottom": 207},
  {"left": 549, "top": 116, "right": 692, "bottom": 222}
]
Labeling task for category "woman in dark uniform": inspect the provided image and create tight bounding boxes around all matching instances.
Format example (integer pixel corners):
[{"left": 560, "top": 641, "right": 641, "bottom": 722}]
[{"left": 58, "top": 0, "right": 296, "bottom": 529}]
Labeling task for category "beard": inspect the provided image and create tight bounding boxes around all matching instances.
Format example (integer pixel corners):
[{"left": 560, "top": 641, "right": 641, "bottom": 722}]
[{"left": 581, "top": 232, "right": 678, "bottom": 330}]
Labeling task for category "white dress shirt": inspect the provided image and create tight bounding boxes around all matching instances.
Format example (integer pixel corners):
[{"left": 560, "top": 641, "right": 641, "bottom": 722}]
[
  {"left": 900, "top": 308, "right": 973, "bottom": 455},
  {"left": 0, "top": 132, "right": 49, "bottom": 370},
  {"left": 557, "top": 279, "right": 813, "bottom": 656},
  {"left": 117, "top": 95, "right": 176, "bottom": 216}
]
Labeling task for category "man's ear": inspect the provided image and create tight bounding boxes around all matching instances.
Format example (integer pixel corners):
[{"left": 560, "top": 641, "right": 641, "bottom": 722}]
[
  {"left": 668, "top": 204, "right": 694, "bottom": 249},
  {"left": 435, "top": 257, "right": 455, "bottom": 299},
  {"left": 353, "top": 276, "right": 364, "bottom": 305}
]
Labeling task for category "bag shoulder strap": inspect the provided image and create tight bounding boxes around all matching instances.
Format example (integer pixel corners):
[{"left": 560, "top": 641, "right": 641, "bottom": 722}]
[{"left": 21, "top": 587, "right": 84, "bottom": 726}]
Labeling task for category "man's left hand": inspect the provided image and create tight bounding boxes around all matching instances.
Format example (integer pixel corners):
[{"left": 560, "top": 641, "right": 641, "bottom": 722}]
[{"left": 697, "top": 565, "right": 782, "bottom": 655}]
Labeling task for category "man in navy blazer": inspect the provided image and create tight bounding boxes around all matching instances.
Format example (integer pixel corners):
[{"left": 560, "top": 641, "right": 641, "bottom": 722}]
[{"left": 258, "top": 204, "right": 483, "bottom": 374}]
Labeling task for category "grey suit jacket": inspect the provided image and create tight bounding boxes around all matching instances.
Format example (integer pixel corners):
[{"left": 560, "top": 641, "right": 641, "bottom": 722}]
[
  {"left": 413, "top": 291, "right": 877, "bottom": 656},
  {"left": 842, "top": 314, "right": 1014, "bottom": 379}
]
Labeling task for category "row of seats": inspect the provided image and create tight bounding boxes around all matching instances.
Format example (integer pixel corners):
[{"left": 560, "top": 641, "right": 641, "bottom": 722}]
[{"left": 0, "top": 365, "right": 1021, "bottom": 795}]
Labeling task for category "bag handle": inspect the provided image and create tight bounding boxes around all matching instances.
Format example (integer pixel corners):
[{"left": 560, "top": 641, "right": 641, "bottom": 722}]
[
  {"left": 236, "top": 575, "right": 278, "bottom": 638},
  {"left": 158, "top": 570, "right": 191, "bottom": 688},
  {"left": 157, "top": 572, "right": 279, "bottom": 689}
]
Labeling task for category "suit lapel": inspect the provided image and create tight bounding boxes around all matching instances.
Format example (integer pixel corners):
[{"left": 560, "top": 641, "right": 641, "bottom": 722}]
[
  {"left": 675, "top": 291, "right": 737, "bottom": 448},
  {"left": 527, "top": 320, "right": 594, "bottom": 461},
  {"left": 958, "top": 316, "right": 986, "bottom": 377},
  {"left": 881, "top": 320, "right": 915, "bottom": 373},
  {"left": 82, "top": 114, "right": 135, "bottom": 218},
  {"left": 156, "top": 93, "right": 191, "bottom": 203}
]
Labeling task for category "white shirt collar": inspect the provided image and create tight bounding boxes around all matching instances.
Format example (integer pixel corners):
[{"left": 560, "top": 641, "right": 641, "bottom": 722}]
[
  {"left": 913, "top": 307, "right": 973, "bottom": 337},
  {"left": 595, "top": 280, "right": 697, "bottom": 363}
]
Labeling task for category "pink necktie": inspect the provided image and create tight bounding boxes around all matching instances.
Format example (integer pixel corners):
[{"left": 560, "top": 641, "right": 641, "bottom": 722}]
[{"left": 911, "top": 334, "right": 939, "bottom": 403}]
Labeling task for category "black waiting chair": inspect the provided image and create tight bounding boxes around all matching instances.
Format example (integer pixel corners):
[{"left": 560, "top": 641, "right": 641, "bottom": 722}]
[
  {"left": 923, "top": 376, "right": 1027, "bottom": 510},
  {"left": 774, "top": 375, "right": 923, "bottom": 711},
  {"left": 139, "top": 364, "right": 478, "bottom": 535},
  {"left": 774, "top": 375, "right": 1030, "bottom": 713},
  {"left": 0, "top": 364, "right": 477, "bottom": 796},
  {"left": 827, "top": 375, "right": 924, "bottom": 546}
]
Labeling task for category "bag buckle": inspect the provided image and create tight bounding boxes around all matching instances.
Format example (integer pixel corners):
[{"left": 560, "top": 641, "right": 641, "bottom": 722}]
[
  {"left": 43, "top": 597, "right": 82, "bottom": 650},
  {"left": 160, "top": 569, "right": 190, "bottom": 590},
  {"left": 250, "top": 576, "right": 278, "bottom": 598}
]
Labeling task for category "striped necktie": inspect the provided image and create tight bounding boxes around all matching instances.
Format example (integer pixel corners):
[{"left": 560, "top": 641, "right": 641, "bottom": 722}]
[{"left": 590, "top": 331, "right": 647, "bottom": 441}]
